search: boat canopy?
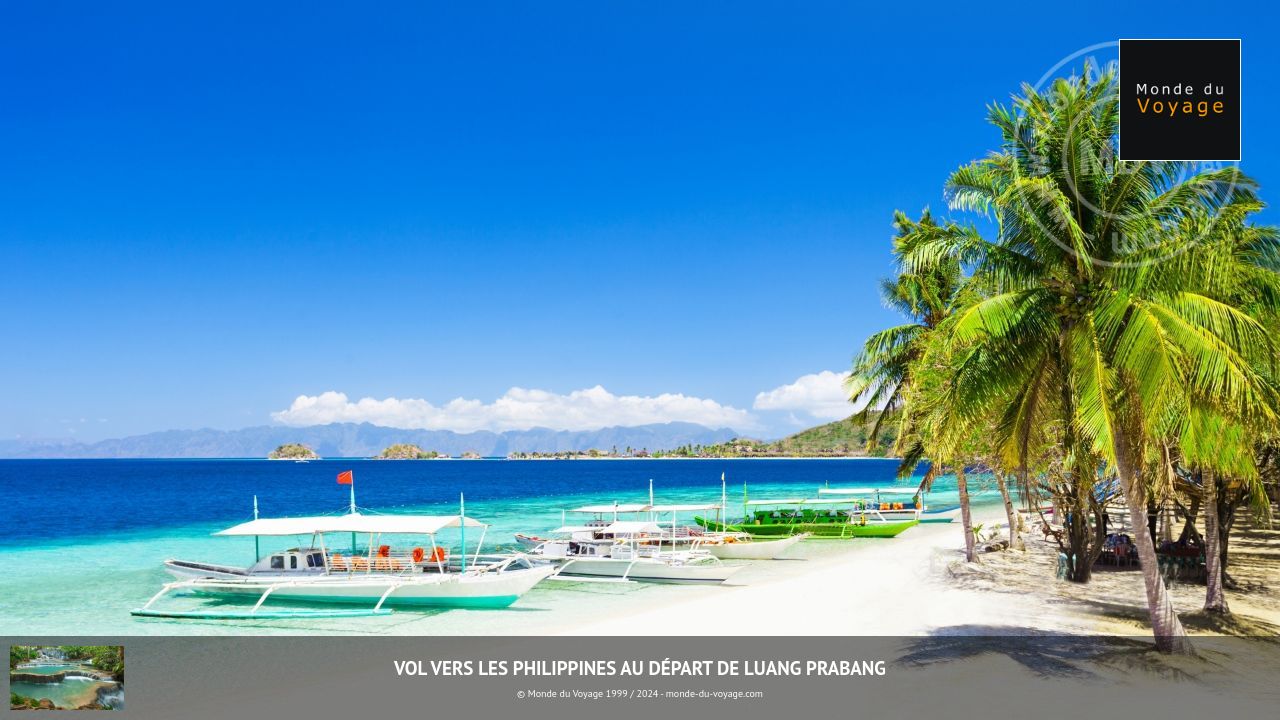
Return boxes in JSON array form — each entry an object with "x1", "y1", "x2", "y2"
[
  {"x1": 213, "y1": 513, "x2": 486, "y2": 537},
  {"x1": 568, "y1": 503, "x2": 651, "y2": 513},
  {"x1": 550, "y1": 525, "x2": 599, "y2": 534},
  {"x1": 745, "y1": 498, "x2": 861, "y2": 506},
  {"x1": 649, "y1": 503, "x2": 722, "y2": 512},
  {"x1": 602, "y1": 521, "x2": 664, "y2": 534},
  {"x1": 818, "y1": 487, "x2": 917, "y2": 496}
]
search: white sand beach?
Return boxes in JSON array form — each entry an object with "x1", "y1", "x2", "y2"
[
  {"x1": 566, "y1": 506, "x2": 1089, "y2": 636},
  {"x1": 564, "y1": 504, "x2": 1279, "y2": 639}
]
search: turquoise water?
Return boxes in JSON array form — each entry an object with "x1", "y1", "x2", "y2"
[
  {"x1": 12, "y1": 663, "x2": 86, "y2": 675},
  {"x1": 0, "y1": 459, "x2": 1008, "y2": 635},
  {"x1": 10, "y1": 678, "x2": 117, "y2": 709}
]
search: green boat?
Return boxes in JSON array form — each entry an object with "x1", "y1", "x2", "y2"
[
  {"x1": 693, "y1": 496, "x2": 919, "y2": 539},
  {"x1": 694, "y1": 515, "x2": 917, "y2": 538}
]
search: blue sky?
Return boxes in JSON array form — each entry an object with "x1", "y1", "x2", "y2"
[{"x1": 3, "y1": 2, "x2": 1277, "y2": 441}]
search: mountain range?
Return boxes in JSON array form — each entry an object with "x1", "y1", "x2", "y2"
[{"x1": 0, "y1": 422, "x2": 741, "y2": 459}]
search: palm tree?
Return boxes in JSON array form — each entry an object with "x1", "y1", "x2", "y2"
[
  {"x1": 1171, "y1": 209, "x2": 1280, "y2": 613},
  {"x1": 847, "y1": 210, "x2": 963, "y2": 453},
  {"x1": 899, "y1": 64, "x2": 1278, "y2": 652},
  {"x1": 847, "y1": 212, "x2": 980, "y2": 558}
]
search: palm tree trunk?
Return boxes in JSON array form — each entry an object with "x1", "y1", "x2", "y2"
[
  {"x1": 957, "y1": 466, "x2": 977, "y2": 562},
  {"x1": 1177, "y1": 495, "x2": 1201, "y2": 545},
  {"x1": 1114, "y1": 428, "x2": 1193, "y2": 653},
  {"x1": 1218, "y1": 499, "x2": 1238, "y2": 589},
  {"x1": 996, "y1": 472, "x2": 1022, "y2": 550},
  {"x1": 1203, "y1": 474, "x2": 1228, "y2": 613}
]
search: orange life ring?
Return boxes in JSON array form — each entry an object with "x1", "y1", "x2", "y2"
[
  {"x1": 412, "y1": 547, "x2": 425, "y2": 563},
  {"x1": 378, "y1": 544, "x2": 391, "y2": 558},
  {"x1": 428, "y1": 546, "x2": 448, "y2": 563}
]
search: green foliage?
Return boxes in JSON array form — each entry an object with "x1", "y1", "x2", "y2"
[
  {"x1": 57, "y1": 646, "x2": 124, "y2": 682},
  {"x1": 504, "y1": 418, "x2": 894, "y2": 459},
  {"x1": 859, "y1": 60, "x2": 1280, "y2": 648},
  {"x1": 267, "y1": 443, "x2": 318, "y2": 460},
  {"x1": 376, "y1": 443, "x2": 439, "y2": 459},
  {"x1": 652, "y1": 415, "x2": 897, "y2": 458}
]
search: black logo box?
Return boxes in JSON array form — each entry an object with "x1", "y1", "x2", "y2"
[{"x1": 1119, "y1": 39, "x2": 1240, "y2": 161}]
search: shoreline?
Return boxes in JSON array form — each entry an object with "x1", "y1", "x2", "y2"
[
  {"x1": 562, "y1": 507, "x2": 1279, "y2": 639},
  {"x1": 563, "y1": 505, "x2": 1065, "y2": 636}
]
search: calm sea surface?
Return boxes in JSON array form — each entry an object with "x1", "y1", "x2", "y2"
[{"x1": 0, "y1": 458, "x2": 1006, "y2": 635}]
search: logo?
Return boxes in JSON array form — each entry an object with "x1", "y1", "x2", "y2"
[{"x1": 1119, "y1": 39, "x2": 1241, "y2": 161}]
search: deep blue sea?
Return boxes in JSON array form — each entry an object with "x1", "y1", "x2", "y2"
[
  {"x1": 0, "y1": 458, "x2": 1004, "y2": 635},
  {"x1": 0, "y1": 458, "x2": 959, "y2": 547}
]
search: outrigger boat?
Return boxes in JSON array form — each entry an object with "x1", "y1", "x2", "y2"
[
  {"x1": 694, "y1": 492, "x2": 919, "y2": 539},
  {"x1": 649, "y1": 502, "x2": 808, "y2": 560},
  {"x1": 516, "y1": 503, "x2": 742, "y2": 584},
  {"x1": 518, "y1": 503, "x2": 806, "y2": 561},
  {"x1": 133, "y1": 494, "x2": 554, "y2": 620},
  {"x1": 516, "y1": 473, "x2": 806, "y2": 562},
  {"x1": 648, "y1": 476, "x2": 808, "y2": 559},
  {"x1": 816, "y1": 487, "x2": 961, "y2": 524}
]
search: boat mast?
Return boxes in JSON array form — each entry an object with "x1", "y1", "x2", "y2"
[
  {"x1": 349, "y1": 472, "x2": 357, "y2": 553},
  {"x1": 459, "y1": 493, "x2": 467, "y2": 572},
  {"x1": 720, "y1": 472, "x2": 727, "y2": 529},
  {"x1": 253, "y1": 495, "x2": 260, "y2": 562}
]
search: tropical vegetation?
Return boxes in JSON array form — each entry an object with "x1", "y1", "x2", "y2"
[
  {"x1": 10, "y1": 646, "x2": 124, "y2": 682},
  {"x1": 848, "y1": 62, "x2": 1279, "y2": 653},
  {"x1": 267, "y1": 443, "x2": 319, "y2": 460},
  {"x1": 60, "y1": 646, "x2": 124, "y2": 682},
  {"x1": 375, "y1": 443, "x2": 442, "y2": 459}
]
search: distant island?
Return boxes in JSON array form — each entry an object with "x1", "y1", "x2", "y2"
[
  {"x1": 374, "y1": 443, "x2": 446, "y2": 460},
  {"x1": 267, "y1": 443, "x2": 319, "y2": 460},
  {"x1": 507, "y1": 414, "x2": 897, "y2": 459},
  {"x1": 2, "y1": 417, "x2": 893, "y2": 460},
  {"x1": 0, "y1": 421, "x2": 738, "y2": 459}
]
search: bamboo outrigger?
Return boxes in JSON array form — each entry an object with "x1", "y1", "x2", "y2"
[{"x1": 132, "y1": 495, "x2": 554, "y2": 620}]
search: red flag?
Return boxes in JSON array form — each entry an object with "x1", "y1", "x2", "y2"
[{"x1": 337, "y1": 470, "x2": 353, "y2": 485}]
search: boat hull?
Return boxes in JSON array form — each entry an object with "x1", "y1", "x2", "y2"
[
  {"x1": 548, "y1": 557, "x2": 741, "y2": 583},
  {"x1": 163, "y1": 562, "x2": 555, "y2": 608},
  {"x1": 694, "y1": 516, "x2": 917, "y2": 538},
  {"x1": 919, "y1": 505, "x2": 961, "y2": 523},
  {"x1": 705, "y1": 533, "x2": 806, "y2": 560}
]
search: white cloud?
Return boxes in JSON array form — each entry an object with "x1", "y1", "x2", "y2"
[
  {"x1": 752, "y1": 370, "x2": 852, "y2": 422},
  {"x1": 271, "y1": 386, "x2": 757, "y2": 433}
]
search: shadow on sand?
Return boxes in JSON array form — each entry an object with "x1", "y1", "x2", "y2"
[{"x1": 891, "y1": 627, "x2": 1271, "y2": 685}]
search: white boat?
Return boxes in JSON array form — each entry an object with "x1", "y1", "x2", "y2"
[
  {"x1": 816, "y1": 487, "x2": 960, "y2": 523},
  {"x1": 517, "y1": 475, "x2": 809, "y2": 563},
  {"x1": 520, "y1": 513, "x2": 741, "y2": 584},
  {"x1": 698, "y1": 531, "x2": 807, "y2": 559},
  {"x1": 515, "y1": 525, "x2": 801, "y2": 561},
  {"x1": 134, "y1": 498, "x2": 554, "y2": 619},
  {"x1": 646, "y1": 502, "x2": 809, "y2": 560}
]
